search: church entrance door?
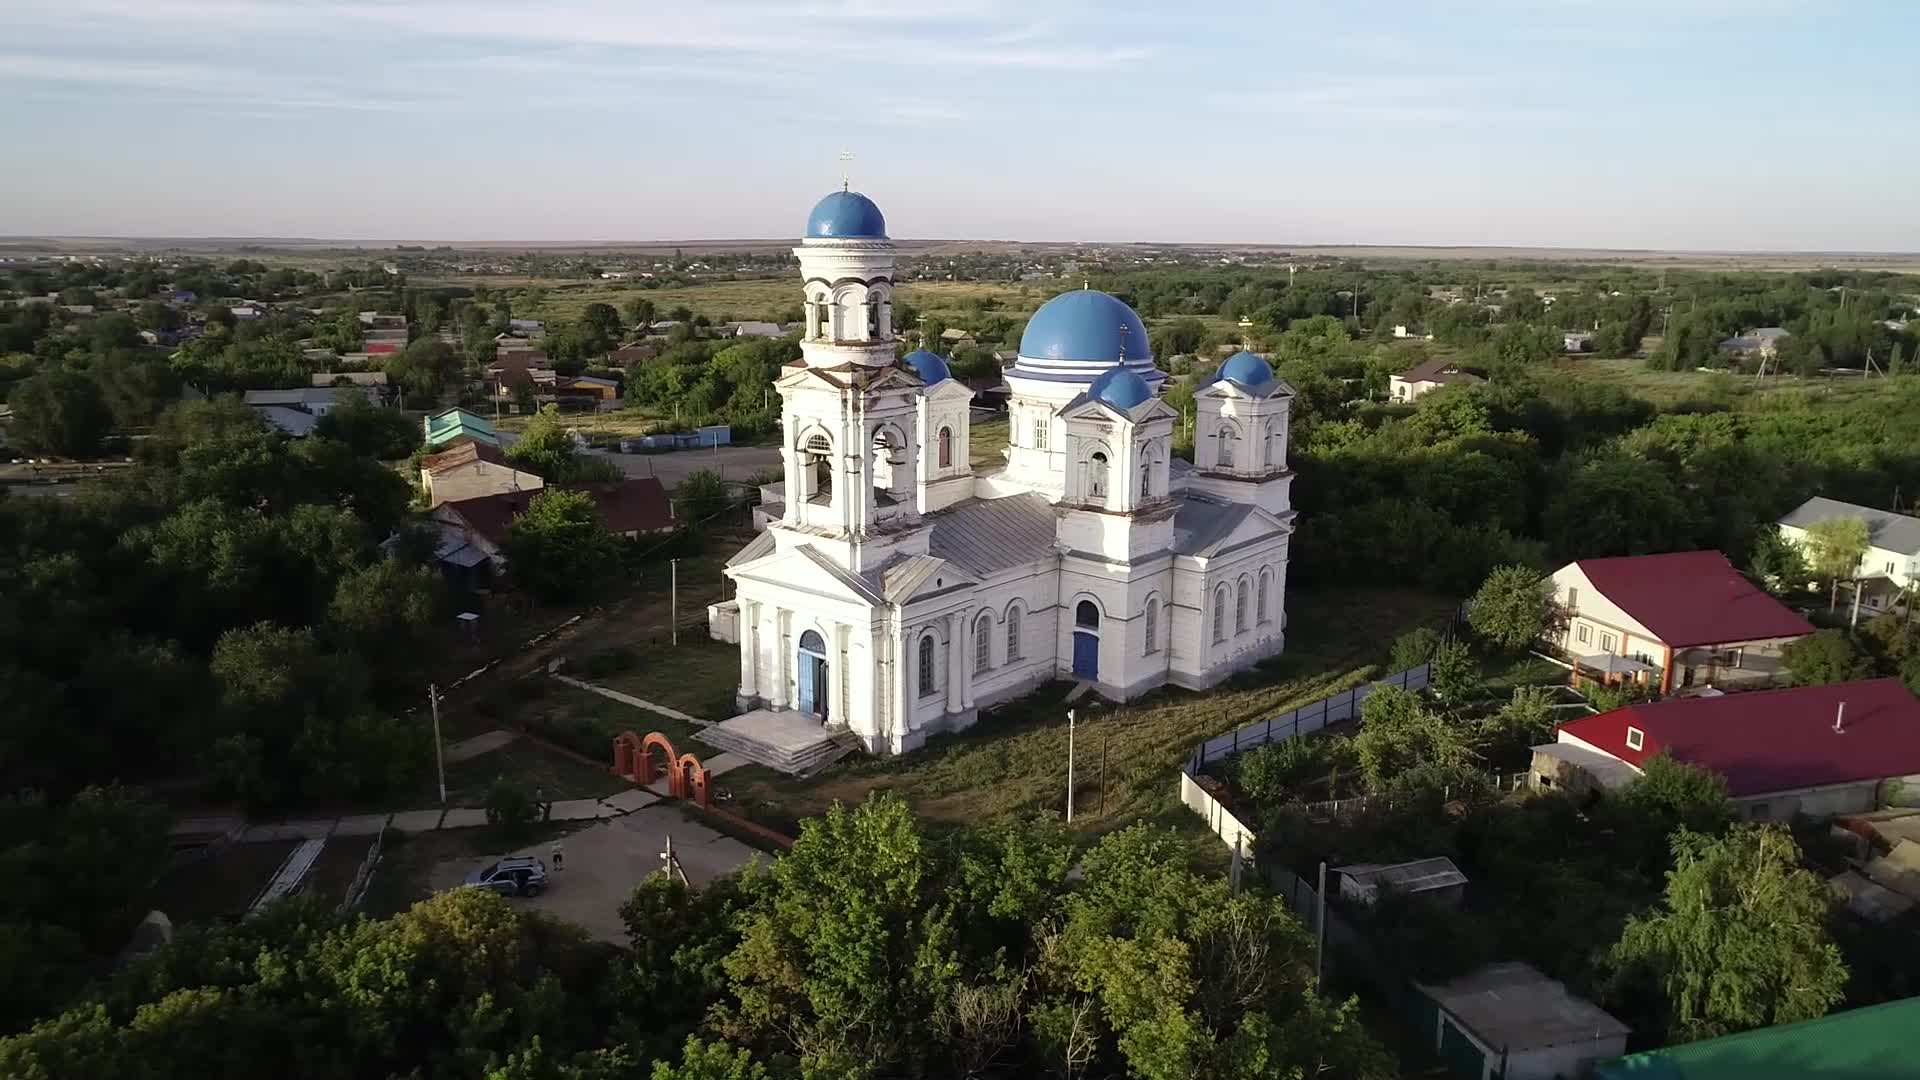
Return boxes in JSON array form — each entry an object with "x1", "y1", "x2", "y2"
[
  {"x1": 797, "y1": 630, "x2": 830, "y2": 722},
  {"x1": 1072, "y1": 631, "x2": 1099, "y2": 681}
]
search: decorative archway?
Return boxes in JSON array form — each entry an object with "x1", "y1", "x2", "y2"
[
  {"x1": 611, "y1": 730, "x2": 712, "y2": 806},
  {"x1": 797, "y1": 629, "x2": 830, "y2": 722},
  {"x1": 1072, "y1": 599, "x2": 1100, "y2": 681}
]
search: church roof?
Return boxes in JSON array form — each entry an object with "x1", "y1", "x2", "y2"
[
  {"x1": 928, "y1": 493, "x2": 1058, "y2": 577},
  {"x1": 1171, "y1": 497, "x2": 1260, "y2": 557},
  {"x1": 805, "y1": 190, "x2": 887, "y2": 239}
]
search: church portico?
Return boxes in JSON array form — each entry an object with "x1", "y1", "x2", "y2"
[{"x1": 712, "y1": 185, "x2": 1296, "y2": 765}]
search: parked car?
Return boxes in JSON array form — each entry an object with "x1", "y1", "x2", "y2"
[{"x1": 463, "y1": 856, "x2": 548, "y2": 897}]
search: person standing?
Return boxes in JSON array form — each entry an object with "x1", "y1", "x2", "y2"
[{"x1": 549, "y1": 838, "x2": 565, "y2": 872}]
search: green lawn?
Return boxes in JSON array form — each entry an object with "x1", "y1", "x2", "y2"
[
  {"x1": 725, "y1": 588, "x2": 1458, "y2": 835},
  {"x1": 1558, "y1": 356, "x2": 1899, "y2": 407},
  {"x1": 970, "y1": 416, "x2": 1009, "y2": 470},
  {"x1": 473, "y1": 679, "x2": 718, "y2": 764},
  {"x1": 435, "y1": 737, "x2": 633, "y2": 807},
  {"x1": 589, "y1": 638, "x2": 741, "y2": 723}
]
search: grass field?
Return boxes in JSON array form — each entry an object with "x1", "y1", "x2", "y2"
[
  {"x1": 722, "y1": 587, "x2": 1458, "y2": 836},
  {"x1": 587, "y1": 638, "x2": 742, "y2": 723},
  {"x1": 1557, "y1": 356, "x2": 1900, "y2": 407},
  {"x1": 970, "y1": 416, "x2": 1009, "y2": 469}
]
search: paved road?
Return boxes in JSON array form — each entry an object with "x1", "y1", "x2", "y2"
[{"x1": 431, "y1": 806, "x2": 760, "y2": 942}]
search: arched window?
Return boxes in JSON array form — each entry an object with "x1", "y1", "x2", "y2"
[
  {"x1": 1217, "y1": 426, "x2": 1238, "y2": 469},
  {"x1": 866, "y1": 296, "x2": 881, "y2": 339},
  {"x1": 1139, "y1": 455, "x2": 1153, "y2": 499},
  {"x1": 1265, "y1": 420, "x2": 1283, "y2": 470},
  {"x1": 974, "y1": 612, "x2": 993, "y2": 673},
  {"x1": 1211, "y1": 587, "x2": 1227, "y2": 644},
  {"x1": 1257, "y1": 570, "x2": 1272, "y2": 624},
  {"x1": 1235, "y1": 580, "x2": 1250, "y2": 633},
  {"x1": 1076, "y1": 600, "x2": 1100, "y2": 629},
  {"x1": 803, "y1": 432, "x2": 833, "y2": 503},
  {"x1": 917, "y1": 633, "x2": 938, "y2": 698},
  {"x1": 1006, "y1": 602, "x2": 1023, "y2": 660},
  {"x1": 1087, "y1": 452, "x2": 1108, "y2": 501},
  {"x1": 938, "y1": 426, "x2": 953, "y2": 469},
  {"x1": 1144, "y1": 597, "x2": 1159, "y2": 654}
]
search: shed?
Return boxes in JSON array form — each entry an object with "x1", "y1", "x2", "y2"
[
  {"x1": 695, "y1": 424, "x2": 732, "y2": 447},
  {"x1": 1416, "y1": 962, "x2": 1630, "y2": 1080},
  {"x1": 1334, "y1": 857, "x2": 1467, "y2": 908},
  {"x1": 1594, "y1": 995, "x2": 1920, "y2": 1079}
]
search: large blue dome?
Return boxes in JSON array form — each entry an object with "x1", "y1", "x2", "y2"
[
  {"x1": 1215, "y1": 350, "x2": 1274, "y2": 387},
  {"x1": 1018, "y1": 289, "x2": 1153, "y2": 364},
  {"x1": 1088, "y1": 366, "x2": 1152, "y2": 411},
  {"x1": 902, "y1": 349, "x2": 950, "y2": 384},
  {"x1": 805, "y1": 191, "x2": 887, "y2": 239}
]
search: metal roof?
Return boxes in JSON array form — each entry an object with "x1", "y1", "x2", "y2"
[
  {"x1": 1171, "y1": 497, "x2": 1258, "y2": 557},
  {"x1": 927, "y1": 493, "x2": 1057, "y2": 577},
  {"x1": 1595, "y1": 996, "x2": 1920, "y2": 1080},
  {"x1": 1779, "y1": 495, "x2": 1920, "y2": 556},
  {"x1": 1418, "y1": 962, "x2": 1629, "y2": 1054},
  {"x1": 1335, "y1": 857, "x2": 1468, "y2": 895}
]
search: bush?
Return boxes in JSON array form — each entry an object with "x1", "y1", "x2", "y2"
[
  {"x1": 1235, "y1": 736, "x2": 1356, "y2": 805},
  {"x1": 1429, "y1": 639, "x2": 1482, "y2": 703},
  {"x1": 1389, "y1": 627, "x2": 1442, "y2": 671},
  {"x1": 484, "y1": 776, "x2": 537, "y2": 841}
]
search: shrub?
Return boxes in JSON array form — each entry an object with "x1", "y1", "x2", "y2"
[
  {"x1": 484, "y1": 776, "x2": 537, "y2": 841},
  {"x1": 1389, "y1": 627, "x2": 1442, "y2": 671}
]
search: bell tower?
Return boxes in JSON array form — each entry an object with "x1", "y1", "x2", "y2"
[{"x1": 770, "y1": 184, "x2": 929, "y2": 572}]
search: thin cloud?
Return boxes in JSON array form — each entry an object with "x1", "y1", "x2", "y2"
[{"x1": 0, "y1": 53, "x2": 407, "y2": 111}]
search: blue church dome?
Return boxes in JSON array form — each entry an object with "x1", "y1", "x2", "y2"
[
  {"x1": 1018, "y1": 290, "x2": 1154, "y2": 364},
  {"x1": 1215, "y1": 350, "x2": 1274, "y2": 387},
  {"x1": 1088, "y1": 366, "x2": 1152, "y2": 411},
  {"x1": 805, "y1": 190, "x2": 887, "y2": 239},
  {"x1": 902, "y1": 349, "x2": 950, "y2": 384}
]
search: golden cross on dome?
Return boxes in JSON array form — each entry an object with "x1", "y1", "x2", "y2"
[
  {"x1": 1117, "y1": 321, "x2": 1129, "y2": 361},
  {"x1": 839, "y1": 149, "x2": 853, "y2": 191}
]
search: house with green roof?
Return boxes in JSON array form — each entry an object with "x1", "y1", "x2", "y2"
[
  {"x1": 424, "y1": 408, "x2": 499, "y2": 450},
  {"x1": 1594, "y1": 995, "x2": 1920, "y2": 1079}
]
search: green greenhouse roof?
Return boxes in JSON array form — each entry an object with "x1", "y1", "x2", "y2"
[{"x1": 1594, "y1": 997, "x2": 1920, "y2": 1080}]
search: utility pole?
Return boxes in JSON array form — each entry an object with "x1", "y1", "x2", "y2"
[
  {"x1": 670, "y1": 558, "x2": 680, "y2": 645},
  {"x1": 1314, "y1": 860, "x2": 1329, "y2": 983},
  {"x1": 428, "y1": 683, "x2": 447, "y2": 805},
  {"x1": 1065, "y1": 708, "x2": 1076, "y2": 823},
  {"x1": 1099, "y1": 729, "x2": 1110, "y2": 816}
]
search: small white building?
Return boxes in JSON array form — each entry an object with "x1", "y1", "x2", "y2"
[
  {"x1": 1388, "y1": 358, "x2": 1482, "y2": 402},
  {"x1": 1415, "y1": 963, "x2": 1629, "y2": 1080},
  {"x1": 708, "y1": 188, "x2": 1296, "y2": 763}
]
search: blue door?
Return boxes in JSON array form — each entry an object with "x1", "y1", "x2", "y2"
[
  {"x1": 1073, "y1": 631, "x2": 1099, "y2": 680},
  {"x1": 797, "y1": 630, "x2": 827, "y2": 719}
]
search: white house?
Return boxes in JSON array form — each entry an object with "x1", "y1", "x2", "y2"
[
  {"x1": 1776, "y1": 496, "x2": 1920, "y2": 613},
  {"x1": 706, "y1": 188, "x2": 1296, "y2": 765},
  {"x1": 1388, "y1": 357, "x2": 1482, "y2": 402}
]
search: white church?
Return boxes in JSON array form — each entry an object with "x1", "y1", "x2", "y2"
[{"x1": 705, "y1": 187, "x2": 1296, "y2": 762}]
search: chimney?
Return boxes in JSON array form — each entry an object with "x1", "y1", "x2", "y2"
[{"x1": 1834, "y1": 701, "x2": 1847, "y2": 734}]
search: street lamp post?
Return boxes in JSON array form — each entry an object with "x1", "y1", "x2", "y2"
[{"x1": 1066, "y1": 708, "x2": 1076, "y2": 823}]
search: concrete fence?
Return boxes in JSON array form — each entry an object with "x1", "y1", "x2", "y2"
[
  {"x1": 1180, "y1": 771, "x2": 1258, "y2": 873},
  {"x1": 1187, "y1": 662, "x2": 1432, "y2": 772}
]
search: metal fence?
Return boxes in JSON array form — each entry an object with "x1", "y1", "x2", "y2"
[
  {"x1": 337, "y1": 825, "x2": 386, "y2": 916},
  {"x1": 1187, "y1": 662, "x2": 1432, "y2": 772}
]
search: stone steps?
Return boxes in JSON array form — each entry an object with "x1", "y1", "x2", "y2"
[{"x1": 699, "y1": 720, "x2": 863, "y2": 776}]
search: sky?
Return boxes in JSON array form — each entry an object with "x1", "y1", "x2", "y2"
[{"x1": 3, "y1": 0, "x2": 1918, "y2": 250}]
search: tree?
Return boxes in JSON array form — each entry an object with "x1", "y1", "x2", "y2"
[
  {"x1": 1468, "y1": 564, "x2": 1553, "y2": 652},
  {"x1": 1608, "y1": 825, "x2": 1847, "y2": 1042},
  {"x1": 1803, "y1": 517, "x2": 1871, "y2": 611},
  {"x1": 648, "y1": 1039, "x2": 771, "y2": 1080},
  {"x1": 1748, "y1": 526, "x2": 1813, "y2": 596},
  {"x1": 6, "y1": 370, "x2": 113, "y2": 456},
  {"x1": 385, "y1": 338, "x2": 457, "y2": 400},
  {"x1": 1352, "y1": 685, "x2": 1477, "y2": 791},
  {"x1": 502, "y1": 489, "x2": 622, "y2": 601},
  {"x1": 1428, "y1": 638, "x2": 1481, "y2": 702},
  {"x1": 506, "y1": 405, "x2": 620, "y2": 483},
  {"x1": 1782, "y1": 629, "x2": 1873, "y2": 686},
  {"x1": 623, "y1": 296, "x2": 657, "y2": 331},
  {"x1": 580, "y1": 302, "x2": 622, "y2": 344},
  {"x1": 312, "y1": 392, "x2": 420, "y2": 460},
  {"x1": 674, "y1": 470, "x2": 729, "y2": 522}
]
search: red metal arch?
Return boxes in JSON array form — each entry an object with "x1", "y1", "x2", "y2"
[{"x1": 610, "y1": 730, "x2": 713, "y2": 807}]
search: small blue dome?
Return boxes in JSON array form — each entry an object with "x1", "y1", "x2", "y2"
[
  {"x1": 1215, "y1": 350, "x2": 1273, "y2": 387},
  {"x1": 1018, "y1": 290, "x2": 1154, "y2": 364},
  {"x1": 805, "y1": 190, "x2": 887, "y2": 239},
  {"x1": 903, "y1": 349, "x2": 950, "y2": 384},
  {"x1": 1089, "y1": 366, "x2": 1152, "y2": 411}
]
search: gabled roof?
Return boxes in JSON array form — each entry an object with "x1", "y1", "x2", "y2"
[
  {"x1": 420, "y1": 439, "x2": 515, "y2": 476},
  {"x1": 882, "y1": 554, "x2": 972, "y2": 604},
  {"x1": 1779, "y1": 495, "x2": 1920, "y2": 556},
  {"x1": 927, "y1": 493, "x2": 1058, "y2": 578},
  {"x1": 1169, "y1": 497, "x2": 1283, "y2": 557},
  {"x1": 1570, "y1": 550, "x2": 1813, "y2": 648},
  {"x1": 424, "y1": 408, "x2": 499, "y2": 449},
  {"x1": 1558, "y1": 678, "x2": 1920, "y2": 797},
  {"x1": 725, "y1": 530, "x2": 776, "y2": 568},
  {"x1": 442, "y1": 478, "x2": 673, "y2": 545},
  {"x1": 1334, "y1": 857, "x2": 1467, "y2": 895},
  {"x1": 1417, "y1": 962, "x2": 1628, "y2": 1054},
  {"x1": 1397, "y1": 357, "x2": 1480, "y2": 384}
]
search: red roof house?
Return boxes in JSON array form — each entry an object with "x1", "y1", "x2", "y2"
[
  {"x1": 1547, "y1": 551, "x2": 1815, "y2": 693},
  {"x1": 432, "y1": 477, "x2": 676, "y2": 555},
  {"x1": 1553, "y1": 678, "x2": 1920, "y2": 818}
]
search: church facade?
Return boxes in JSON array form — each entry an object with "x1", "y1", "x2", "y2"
[{"x1": 707, "y1": 189, "x2": 1296, "y2": 755}]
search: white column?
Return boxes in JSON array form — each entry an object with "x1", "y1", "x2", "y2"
[
  {"x1": 944, "y1": 612, "x2": 965, "y2": 714},
  {"x1": 961, "y1": 614, "x2": 976, "y2": 710},
  {"x1": 770, "y1": 609, "x2": 790, "y2": 709},
  {"x1": 739, "y1": 601, "x2": 758, "y2": 698}
]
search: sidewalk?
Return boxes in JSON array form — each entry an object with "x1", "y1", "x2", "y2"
[
  {"x1": 554, "y1": 674, "x2": 708, "y2": 726},
  {"x1": 221, "y1": 751, "x2": 751, "y2": 844}
]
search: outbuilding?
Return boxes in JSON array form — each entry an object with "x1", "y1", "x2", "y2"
[{"x1": 1414, "y1": 962, "x2": 1629, "y2": 1080}]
